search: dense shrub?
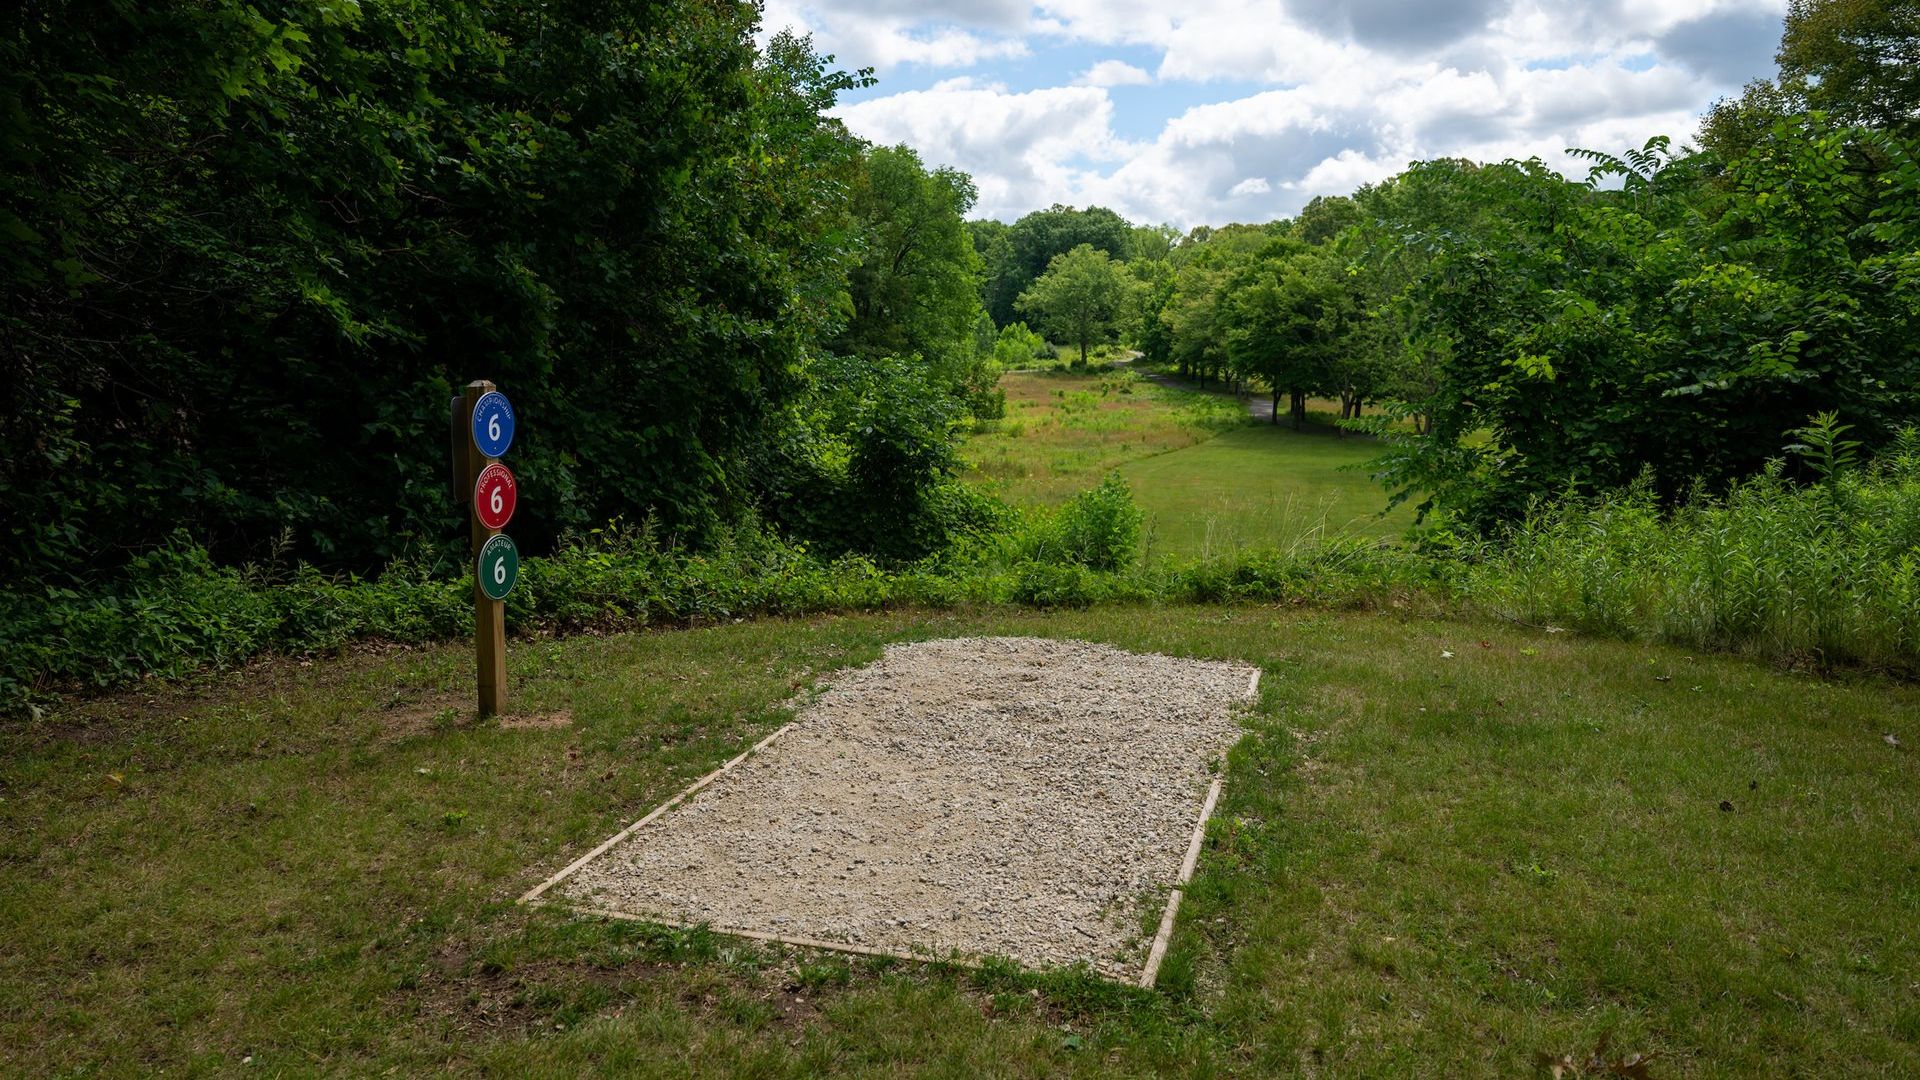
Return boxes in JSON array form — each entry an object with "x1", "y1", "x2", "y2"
[
  {"x1": 757, "y1": 354, "x2": 1010, "y2": 563},
  {"x1": 0, "y1": 511, "x2": 1426, "y2": 711},
  {"x1": 1008, "y1": 560, "x2": 1104, "y2": 608},
  {"x1": 1048, "y1": 476, "x2": 1145, "y2": 571},
  {"x1": 991, "y1": 322, "x2": 1052, "y2": 368},
  {"x1": 13, "y1": 438, "x2": 1920, "y2": 713},
  {"x1": 1471, "y1": 428, "x2": 1920, "y2": 670}
]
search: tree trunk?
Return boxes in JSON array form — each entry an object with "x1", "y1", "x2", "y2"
[
  {"x1": 1270, "y1": 387, "x2": 1280, "y2": 423},
  {"x1": 1290, "y1": 389, "x2": 1307, "y2": 430}
]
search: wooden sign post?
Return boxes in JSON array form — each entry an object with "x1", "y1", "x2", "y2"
[{"x1": 454, "y1": 380, "x2": 519, "y2": 717}]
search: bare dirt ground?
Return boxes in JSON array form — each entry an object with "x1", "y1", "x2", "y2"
[{"x1": 544, "y1": 636, "x2": 1258, "y2": 979}]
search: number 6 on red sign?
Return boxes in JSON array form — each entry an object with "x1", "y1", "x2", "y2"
[{"x1": 474, "y1": 462, "x2": 517, "y2": 530}]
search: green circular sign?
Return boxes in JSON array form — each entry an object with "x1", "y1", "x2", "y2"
[{"x1": 477, "y1": 533, "x2": 520, "y2": 600}]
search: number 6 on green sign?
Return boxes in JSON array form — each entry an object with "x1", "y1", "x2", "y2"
[{"x1": 477, "y1": 534, "x2": 520, "y2": 600}]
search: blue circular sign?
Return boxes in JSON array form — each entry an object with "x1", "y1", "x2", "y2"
[{"x1": 471, "y1": 391, "x2": 515, "y2": 458}]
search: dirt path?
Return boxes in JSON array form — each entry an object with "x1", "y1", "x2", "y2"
[{"x1": 1117, "y1": 356, "x2": 1273, "y2": 421}]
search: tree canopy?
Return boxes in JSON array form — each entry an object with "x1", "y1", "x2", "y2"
[
  {"x1": 1015, "y1": 245, "x2": 1135, "y2": 366},
  {"x1": 975, "y1": 204, "x2": 1132, "y2": 325},
  {"x1": 835, "y1": 145, "x2": 984, "y2": 385},
  {"x1": 0, "y1": 2, "x2": 998, "y2": 583}
]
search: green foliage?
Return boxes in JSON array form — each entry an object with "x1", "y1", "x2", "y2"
[
  {"x1": 1016, "y1": 245, "x2": 1136, "y2": 367},
  {"x1": 1781, "y1": 0, "x2": 1920, "y2": 134},
  {"x1": 758, "y1": 354, "x2": 1004, "y2": 564},
  {"x1": 1290, "y1": 194, "x2": 1361, "y2": 245},
  {"x1": 17, "y1": 431, "x2": 1920, "y2": 708},
  {"x1": 1472, "y1": 430, "x2": 1920, "y2": 671},
  {"x1": 990, "y1": 322, "x2": 1051, "y2": 368},
  {"x1": 1008, "y1": 560, "x2": 1104, "y2": 608},
  {"x1": 1044, "y1": 475, "x2": 1145, "y2": 572},
  {"x1": 1221, "y1": 241, "x2": 1364, "y2": 427},
  {"x1": 977, "y1": 204, "x2": 1132, "y2": 326},
  {"x1": 1, "y1": 4, "x2": 876, "y2": 582},
  {"x1": 835, "y1": 144, "x2": 987, "y2": 398},
  {"x1": 1701, "y1": 1, "x2": 1918, "y2": 157},
  {"x1": 1352, "y1": 121, "x2": 1920, "y2": 528},
  {"x1": 1786, "y1": 411, "x2": 1864, "y2": 484}
]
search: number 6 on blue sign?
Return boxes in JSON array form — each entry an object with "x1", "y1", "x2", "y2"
[{"x1": 471, "y1": 391, "x2": 515, "y2": 458}]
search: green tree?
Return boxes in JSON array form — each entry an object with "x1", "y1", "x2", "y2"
[
  {"x1": 1125, "y1": 223, "x2": 1182, "y2": 263},
  {"x1": 1351, "y1": 123, "x2": 1920, "y2": 528},
  {"x1": 1782, "y1": 0, "x2": 1920, "y2": 133},
  {"x1": 980, "y1": 204, "x2": 1132, "y2": 325},
  {"x1": 1291, "y1": 194, "x2": 1361, "y2": 245},
  {"x1": 838, "y1": 144, "x2": 985, "y2": 387},
  {"x1": 1015, "y1": 245, "x2": 1135, "y2": 367},
  {"x1": 1163, "y1": 260, "x2": 1241, "y2": 388},
  {"x1": 0, "y1": 2, "x2": 870, "y2": 579},
  {"x1": 1700, "y1": 1, "x2": 1919, "y2": 158},
  {"x1": 1222, "y1": 242, "x2": 1360, "y2": 428},
  {"x1": 990, "y1": 322, "x2": 1050, "y2": 369}
]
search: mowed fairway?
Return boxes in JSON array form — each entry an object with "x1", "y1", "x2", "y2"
[
  {"x1": 1124, "y1": 424, "x2": 1414, "y2": 558},
  {"x1": 4, "y1": 609, "x2": 1917, "y2": 1075},
  {"x1": 962, "y1": 370, "x2": 1244, "y2": 506},
  {"x1": 964, "y1": 368, "x2": 1414, "y2": 558}
]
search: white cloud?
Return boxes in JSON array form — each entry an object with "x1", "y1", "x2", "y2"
[
  {"x1": 1284, "y1": 149, "x2": 1402, "y2": 193},
  {"x1": 804, "y1": 0, "x2": 1785, "y2": 223},
  {"x1": 760, "y1": 0, "x2": 1029, "y2": 72},
  {"x1": 1075, "y1": 60, "x2": 1153, "y2": 86},
  {"x1": 835, "y1": 85, "x2": 1133, "y2": 219}
]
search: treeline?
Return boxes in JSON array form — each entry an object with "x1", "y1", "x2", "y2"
[
  {"x1": 7, "y1": 0, "x2": 1918, "y2": 591},
  {"x1": 1064, "y1": 2, "x2": 1920, "y2": 532},
  {"x1": 2, "y1": 0, "x2": 1001, "y2": 587}
]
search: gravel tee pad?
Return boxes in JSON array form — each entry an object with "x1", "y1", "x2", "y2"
[{"x1": 525, "y1": 637, "x2": 1259, "y2": 981}]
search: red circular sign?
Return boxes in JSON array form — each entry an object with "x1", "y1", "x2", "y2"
[{"x1": 473, "y1": 462, "x2": 517, "y2": 530}]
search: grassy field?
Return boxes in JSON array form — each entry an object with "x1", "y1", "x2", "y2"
[
  {"x1": 5, "y1": 608, "x2": 1917, "y2": 1075},
  {"x1": 962, "y1": 369, "x2": 1244, "y2": 506},
  {"x1": 964, "y1": 368, "x2": 1413, "y2": 558},
  {"x1": 1125, "y1": 425, "x2": 1414, "y2": 559}
]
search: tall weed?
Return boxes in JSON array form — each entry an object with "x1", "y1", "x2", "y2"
[{"x1": 1470, "y1": 430, "x2": 1920, "y2": 671}]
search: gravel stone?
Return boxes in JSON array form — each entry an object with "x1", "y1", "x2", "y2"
[{"x1": 557, "y1": 636, "x2": 1257, "y2": 978}]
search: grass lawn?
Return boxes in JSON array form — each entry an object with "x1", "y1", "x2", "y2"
[
  {"x1": 5, "y1": 608, "x2": 1917, "y2": 1075},
  {"x1": 962, "y1": 370, "x2": 1245, "y2": 507},
  {"x1": 964, "y1": 368, "x2": 1413, "y2": 559},
  {"x1": 1123, "y1": 424, "x2": 1415, "y2": 559}
]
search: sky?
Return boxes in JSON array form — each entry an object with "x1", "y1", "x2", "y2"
[{"x1": 757, "y1": 0, "x2": 1787, "y2": 227}]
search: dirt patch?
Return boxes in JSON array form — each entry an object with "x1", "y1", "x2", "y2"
[
  {"x1": 378, "y1": 694, "x2": 468, "y2": 742},
  {"x1": 542, "y1": 636, "x2": 1257, "y2": 980},
  {"x1": 500, "y1": 710, "x2": 573, "y2": 731}
]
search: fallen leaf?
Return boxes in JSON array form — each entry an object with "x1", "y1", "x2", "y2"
[{"x1": 1886, "y1": 733, "x2": 1902, "y2": 749}]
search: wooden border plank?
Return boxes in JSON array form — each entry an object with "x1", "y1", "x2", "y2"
[
  {"x1": 518, "y1": 718, "x2": 800, "y2": 904},
  {"x1": 1139, "y1": 666, "x2": 1257, "y2": 988}
]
